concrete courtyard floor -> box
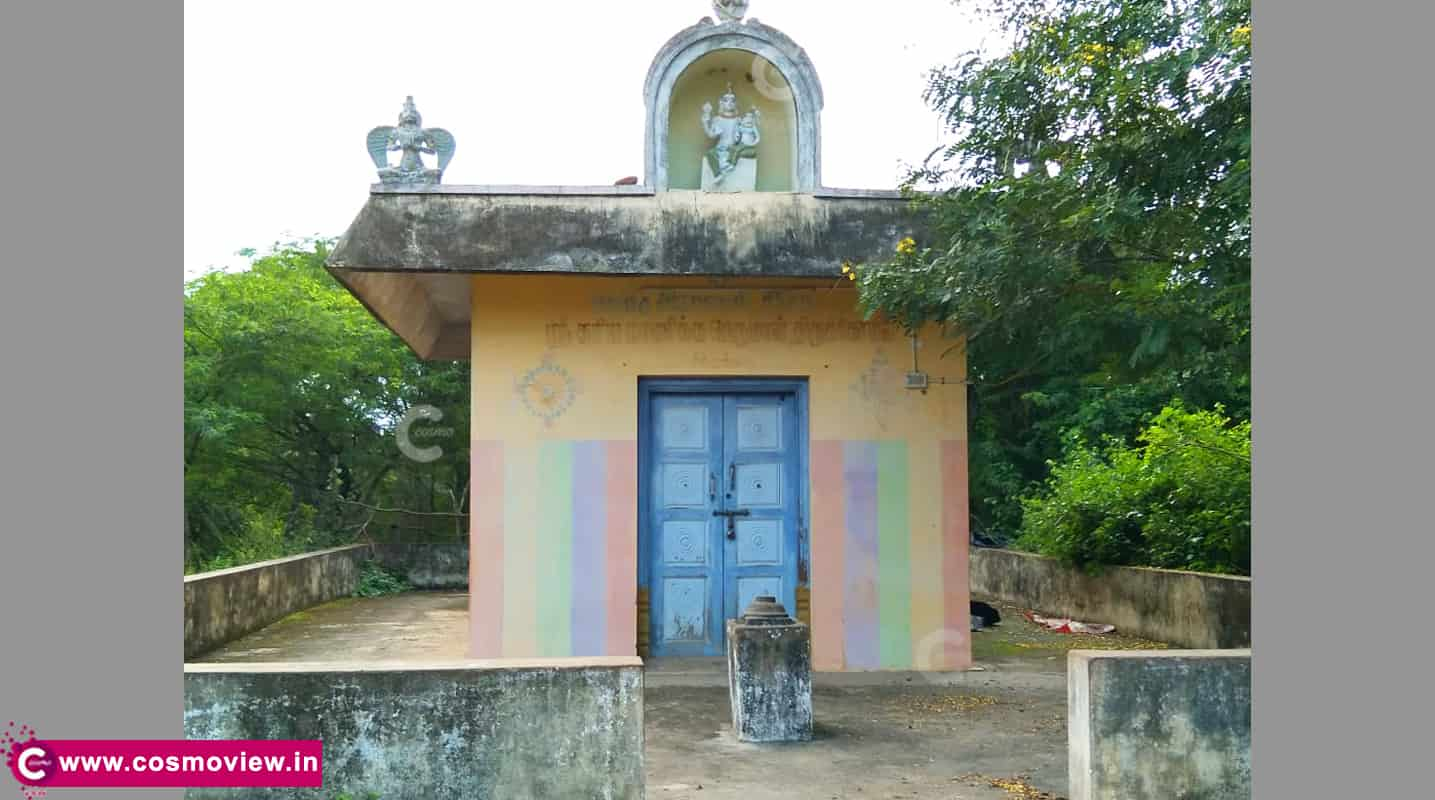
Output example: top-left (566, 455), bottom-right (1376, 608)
top-left (195, 593), bottom-right (1170, 799)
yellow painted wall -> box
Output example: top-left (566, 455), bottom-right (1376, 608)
top-left (469, 274), bottom-right (971, 670)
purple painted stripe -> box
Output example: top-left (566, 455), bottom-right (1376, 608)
top-left (570, 441), bottom-right (608, 656)
top-left (843, 441), bottom-right (880, 669)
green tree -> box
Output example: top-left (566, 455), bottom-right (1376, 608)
top-left (184, 241), bottom-right (470, 572)
top-left (853, 0), bottom-right (1251, 545)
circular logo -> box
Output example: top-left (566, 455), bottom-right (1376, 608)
top-left (912, 626), bottom-right (970, 685)
top-left (396, 404), bottom-right (445, 463)
top-left (12, 741), bottom-right (57, 786)
top-left (749, 53), bottom-right (795, 104)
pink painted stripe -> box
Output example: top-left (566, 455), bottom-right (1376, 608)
top-left (941, 440), bottom-right (972, 669)
top-left (605, 441), bottom-right (639, 656)
top-left (810, 440), bottom-right (846, 670)
top-left (470, 441), bottom-right (505, 658)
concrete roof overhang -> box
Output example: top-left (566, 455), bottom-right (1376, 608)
top-left (325, 184), bottom-right (929, 360)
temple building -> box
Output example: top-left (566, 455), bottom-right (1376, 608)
top-left (327, 0), bottom-right (972, 671)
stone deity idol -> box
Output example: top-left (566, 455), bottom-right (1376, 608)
top-left (366, 96), bottom-right (456, 185)
top-left (701, 84), bottom-right (761, 191)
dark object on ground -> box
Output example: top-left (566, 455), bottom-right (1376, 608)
top-left (971, 601), bottom-right (1001, 631)
top-left (970, 526), bottom-right (1006, 549)
top-left (614, 175), bottom-right (639, 185)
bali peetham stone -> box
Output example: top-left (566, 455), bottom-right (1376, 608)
top-left (726, 595), bottom-right (813, 743)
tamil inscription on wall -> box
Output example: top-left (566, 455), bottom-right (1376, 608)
top-left (546, 290), bottom-right (897, 350)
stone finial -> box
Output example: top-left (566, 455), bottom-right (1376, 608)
top-left (712, 0), bottom-right (750, 23)
top-left (740, 595), bottom-right (795, 625)
top-left (366, 96), bottom-right (456, 185)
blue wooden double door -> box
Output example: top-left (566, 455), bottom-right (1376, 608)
top-left (646, 385), bottom-right (803, 657)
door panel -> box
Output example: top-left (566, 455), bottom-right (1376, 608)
top-left (722, 393), bottom-right (800, 624)
top-left (660, 521), bottom-right (708, 564)
top-left (734, 518), bottom-right (781, 565)
top-left (659, 577), bottom-right (710, 643)
top-left (647, 387), bottom-right (802, 657)
top-left (649, 394), bottom-right (724, 656)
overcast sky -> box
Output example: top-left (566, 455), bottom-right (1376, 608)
top-left (184, 0), bottom-right (996, 278)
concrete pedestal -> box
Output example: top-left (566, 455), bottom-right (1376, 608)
top-left (1068, 649), bottom-right (1251, 799)
top-left (702, 158), bottom-right (758, 192)
top-left (726, 596), bottom-right (812, 743)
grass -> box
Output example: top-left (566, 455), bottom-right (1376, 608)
top-left (268, 596), bottom-right (364, 628)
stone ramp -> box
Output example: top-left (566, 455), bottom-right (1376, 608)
top-left (191, 591), bottom-right (468, 664)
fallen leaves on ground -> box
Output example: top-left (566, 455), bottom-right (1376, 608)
top-left (955, 773), bottom-right (1065, 799)
top-left (988, 775), bottom-right (1063, 799)
top-left (1012, 624), bottom-right (1169, 651)
top-left (1003, 604), bottom-right (1171, 651)
top-left (1024, 713), bottom-right (1066, 735)
top-left (895, 694), bottom-right (999, 714)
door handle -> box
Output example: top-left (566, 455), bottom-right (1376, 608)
top-left (713, 508), bottom-right (750, 540)
top-left (709, 472), bottom-right (717, 501)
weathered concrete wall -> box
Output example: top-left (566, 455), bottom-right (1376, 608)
top-left (329, 189), bottom-right (925, 278)
top-left (183, 545), bottom-right (369, 660)
top-left (184, 658), bottom-right (645, 800)
top-left (969, 548), bottom-right (1251, 649)
top-left (372, 542), bottom-right (470, 589)
top-left (1068, 650), bottom-right (1251, 800)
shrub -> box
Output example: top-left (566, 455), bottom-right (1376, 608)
top-left (355, 560), bottom-right (412, 598)
top-left (1015, 403), bottom-right (1251, 575)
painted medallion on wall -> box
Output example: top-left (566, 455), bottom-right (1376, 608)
top-left (516, 356), bottom-right (579, 427)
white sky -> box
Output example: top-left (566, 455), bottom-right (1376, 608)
top-left (184, 0), bottom-right (997, 278)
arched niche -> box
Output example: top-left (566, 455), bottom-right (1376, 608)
top-left (644, 17), bottom-right (824, 192)
top-left (666, 50), bottom-right (797, 192)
